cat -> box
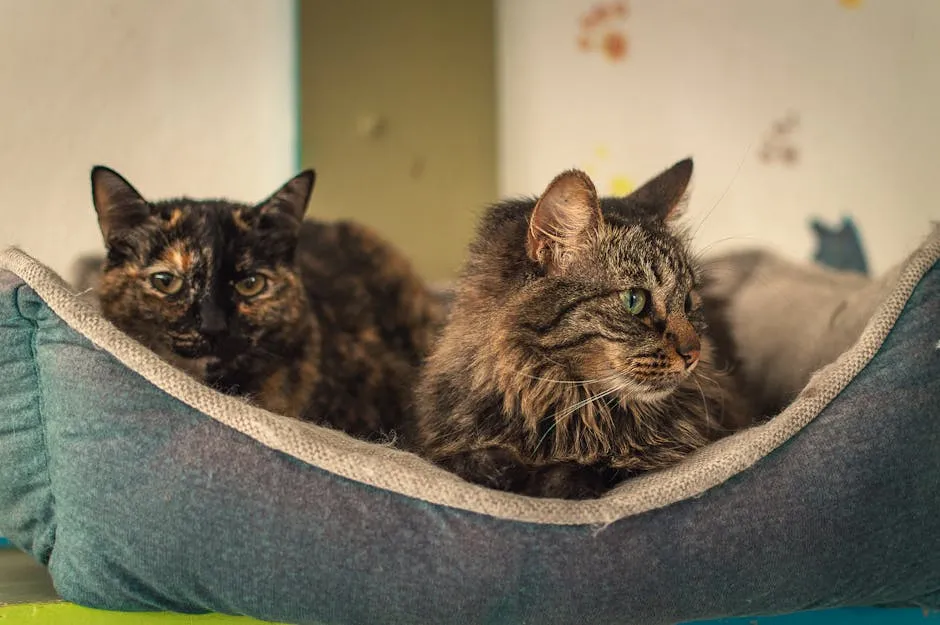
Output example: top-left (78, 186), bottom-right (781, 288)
top-left (91, 166), bottom-right (442, 440)
top-left (413, 159), bottom-right (750, 499)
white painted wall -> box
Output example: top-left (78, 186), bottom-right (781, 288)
top-left (0, 0), bottom-right (296, 278)
top-left (497, 0), bottom-right (940, 273)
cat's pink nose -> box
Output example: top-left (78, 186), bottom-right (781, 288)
top-left (666, 322), bottom-right (700, 370)
top-left (678, 345), bottom-right (700, 369)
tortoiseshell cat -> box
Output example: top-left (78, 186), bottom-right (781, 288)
top-left (414, 159), bottom-right (750, 498)
top-left (91, 166), bottom-right (441, 439)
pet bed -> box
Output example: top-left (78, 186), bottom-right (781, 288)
top-left (0, 225), bottom-right (938, 625)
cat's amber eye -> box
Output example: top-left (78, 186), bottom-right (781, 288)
top-left (621, 288), bottom-right (648, 316)
top-left (149, 271), bottom-right (183, 295)
top-left (234, 274), bottom-right (268, 298)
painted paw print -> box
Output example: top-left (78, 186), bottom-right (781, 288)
top-left (577, 2), bottom-right (629, 63)
top-left (582, 145), bottom-right (635, 196)
top-left (759, 112), bottom-right (801, 167)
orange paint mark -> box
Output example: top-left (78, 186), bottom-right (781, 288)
top-left (577, 2), bottom-right (630, 63)
top-left (602, 32), bottom-right (627, 61)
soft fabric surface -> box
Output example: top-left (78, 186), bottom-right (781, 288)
top-left (2, 605), bottom-right (939, 625)
top-left (0, 226), bottom-right (938, 624)
top-left (701, 248), bottom-right (903, 417)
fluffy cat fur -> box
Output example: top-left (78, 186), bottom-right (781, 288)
top-left (91, 166), bottom-right (442, 439)
top-left (414, 159), bottom-right (750, 498)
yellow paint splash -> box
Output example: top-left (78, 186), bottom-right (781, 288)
top-left (582, 144), bottom-right (634, 196)
top-left (839, 0), bottom-right (862, 8)
top-left (610, 175), bottom-right (634, 195)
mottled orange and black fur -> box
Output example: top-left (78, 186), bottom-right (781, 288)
top-left (415, 159), bottom-right (751, 498)
top-left (91, 166), bottom-right (441, 439)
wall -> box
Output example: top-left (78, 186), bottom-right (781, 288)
top-left (6, 1), bottom-right (934, 280)
top-left (0, 0), bottom-right (296, 279)
top-left (497, 0), bottom-right (940, 273)
top-left (299, 0), bottom-right (496, 281)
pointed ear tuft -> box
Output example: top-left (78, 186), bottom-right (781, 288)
top-left (90, 166), bottom-right (150, 241)
top-left (257, 169), bottom-right (316, 224)
top-left (628, 158), bottom-right (694, 221)
top-left (526, 169), bottom-right (602, 272)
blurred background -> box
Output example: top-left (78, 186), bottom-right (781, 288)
top-left (1, 0), bottom-right (938, 282)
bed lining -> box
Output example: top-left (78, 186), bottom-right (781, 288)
top-left (1, 224), bottom-right (937, 526)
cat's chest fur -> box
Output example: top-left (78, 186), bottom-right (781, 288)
top-left (419, 343), bottom-right (733, 471)
top-left (208, 220), bottom-right (440, 438)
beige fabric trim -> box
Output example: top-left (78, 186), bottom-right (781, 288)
top-left (1, 224), bottom-right (938, 526)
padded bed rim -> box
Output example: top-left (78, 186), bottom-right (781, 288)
top-left (1, 225), bottom-right (938, 526)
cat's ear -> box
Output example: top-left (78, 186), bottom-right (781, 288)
top-left (91, 166), bottom-right (151, 241)
top-left (526, 169), bottom-right (602, 271)
top-left (627, 158), bottom-right (694, 221)
top-left (256, 169), bottom-right (316, 226)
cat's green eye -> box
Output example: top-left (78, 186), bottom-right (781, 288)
top-left (621, 288), bottom-right (648, 316)
top-left (149, 271), bottom-right (183, 295)
top-left (234, 274), bottom-right (268, 298)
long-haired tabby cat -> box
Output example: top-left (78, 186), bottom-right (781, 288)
top-left (91, 166), bottom-right (441, 439)
top-left (414, 159), bottom-right (750, 498)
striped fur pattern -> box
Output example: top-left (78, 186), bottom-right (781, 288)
top-left (415, 159), bottom-right (750, 498)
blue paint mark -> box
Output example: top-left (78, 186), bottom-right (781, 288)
top-left (811, 216), bottom-right (869, 275)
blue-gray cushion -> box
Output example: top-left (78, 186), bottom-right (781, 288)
top-left (0, 226), bottom-right (939, 625)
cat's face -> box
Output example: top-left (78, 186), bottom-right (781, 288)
top-left (516, 160), bottom-right (705, 402)
top-left (91, 167), bottom-right (315, 376)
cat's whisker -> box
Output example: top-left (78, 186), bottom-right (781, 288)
top-left (692, 235), bottom-right (763, 261)
top-left (539, 352), bottom-right (573, 370)
top-left (708, 364), bottom-right (734, 377)
top-left (535, 422), bottom-right (559, 451)
top-left (691, 377), bottom-right (711, 430)
top-left (699, 262), bottom-right (779, 293)
top-left (690, 140), bottom-right (754, 240)
top-left (693, 371), bottom-right (722, 391)
top-left (545, 394), bottom-right (596, 425)
top-left (552, 384), bottom-right (625, 422)
top-left (418, 158), bottom-right (749, 498)
top-left (536, 384), bottom-right (627, 451)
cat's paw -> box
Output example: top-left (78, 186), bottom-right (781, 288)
top-left (440, 447), bottom-right (530, 493)
top-left (526, 463), bottom-right (617, 500)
